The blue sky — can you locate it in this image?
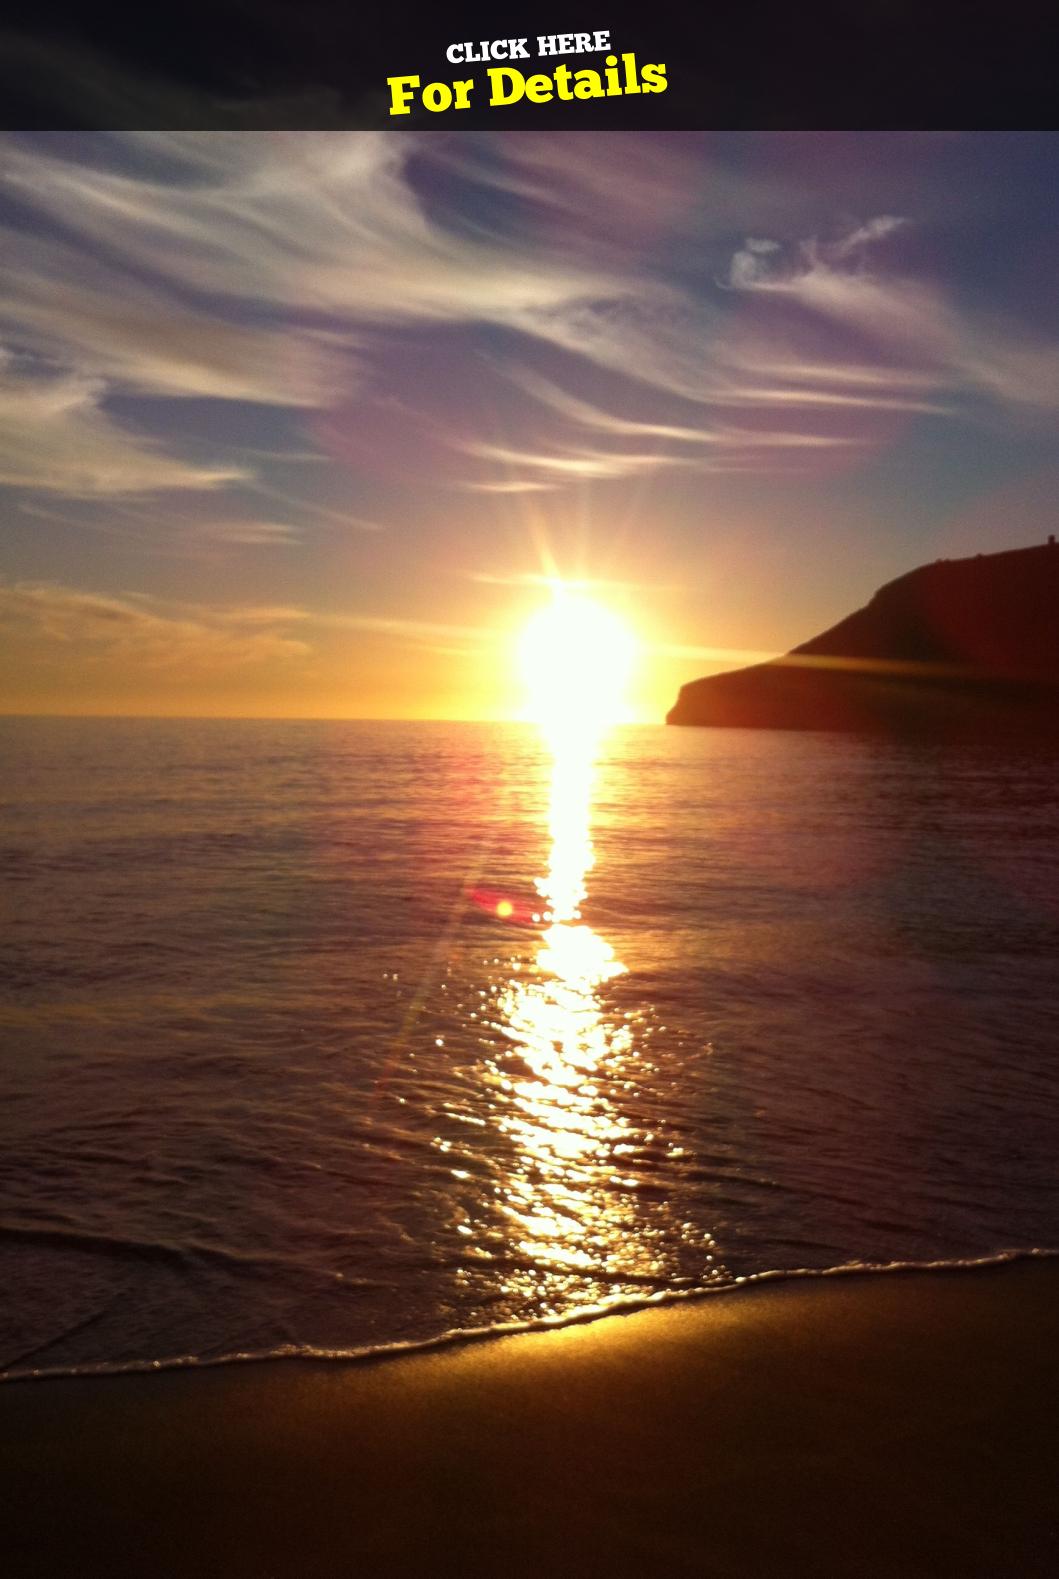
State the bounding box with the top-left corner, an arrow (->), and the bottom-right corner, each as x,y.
1,130 -> 1057,717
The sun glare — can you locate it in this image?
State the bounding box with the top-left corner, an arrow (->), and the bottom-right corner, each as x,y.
517,588 -> 637,739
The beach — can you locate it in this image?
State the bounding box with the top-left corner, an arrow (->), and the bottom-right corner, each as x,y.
3,1256 -> 1056,1577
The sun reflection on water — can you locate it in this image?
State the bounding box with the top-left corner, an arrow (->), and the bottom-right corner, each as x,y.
431,594 -> 725,1316
485,722 -> 673,1303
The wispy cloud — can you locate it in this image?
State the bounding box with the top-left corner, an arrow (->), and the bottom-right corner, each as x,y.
499,365 -> 872,472
724,215 -> 908,290
460,439 -> 696,482
0,355 -> 245,496
1,133 -> 1056,529
247,482 -> 385,534
0,230 -> 342,406
5,133 -> 895,504
722,216 -> 1059,414
1,133 -> 629,330
834,215 -> 909,255
0,580 -> 310,668
458,479 -> 559,494
191,520 -> 303,548
317,611 -> 493,644
503,366 -> 720,443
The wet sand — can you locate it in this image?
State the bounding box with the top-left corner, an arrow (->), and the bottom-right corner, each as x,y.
2,1258 -> 1057,1577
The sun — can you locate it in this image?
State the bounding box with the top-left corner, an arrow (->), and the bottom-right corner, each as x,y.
517,587 -> 637,738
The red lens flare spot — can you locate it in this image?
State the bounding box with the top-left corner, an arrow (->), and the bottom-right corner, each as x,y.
467,886 -> 536,925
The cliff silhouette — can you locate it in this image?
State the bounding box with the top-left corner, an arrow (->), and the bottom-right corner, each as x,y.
667,541 -> 1059,734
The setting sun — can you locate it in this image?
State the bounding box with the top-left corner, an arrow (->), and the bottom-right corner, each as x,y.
517,588 -> 638,737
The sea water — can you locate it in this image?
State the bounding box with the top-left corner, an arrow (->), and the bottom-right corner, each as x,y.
1,717 -> 1057,1379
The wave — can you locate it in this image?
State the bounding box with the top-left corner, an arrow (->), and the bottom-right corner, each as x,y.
0,1220 -> 387,1289
2,1245 -> 1055,1388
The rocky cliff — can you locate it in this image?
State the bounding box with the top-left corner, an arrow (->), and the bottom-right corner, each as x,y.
667,541 -> 1059,734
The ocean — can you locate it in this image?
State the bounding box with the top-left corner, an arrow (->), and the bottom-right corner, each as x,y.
1,717 -> 1057,1381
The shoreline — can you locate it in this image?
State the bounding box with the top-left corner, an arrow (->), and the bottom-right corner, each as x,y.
3,1257 -> 1057,1576
2,1245 -> 1054,1388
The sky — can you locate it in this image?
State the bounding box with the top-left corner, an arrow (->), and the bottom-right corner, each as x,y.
1,129 -> 1057,720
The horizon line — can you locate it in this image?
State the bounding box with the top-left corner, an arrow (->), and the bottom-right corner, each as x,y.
0,711 -> 667,726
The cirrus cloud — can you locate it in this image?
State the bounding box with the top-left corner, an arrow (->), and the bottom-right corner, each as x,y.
0,355 -> 246,496
0,580 -> 311,669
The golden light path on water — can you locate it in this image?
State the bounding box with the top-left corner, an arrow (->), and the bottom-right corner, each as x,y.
468,590 -> 724,1309
493,723 -> 638,1286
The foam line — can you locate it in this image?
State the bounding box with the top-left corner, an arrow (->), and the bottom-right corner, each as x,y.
2,1245 -> 1055,1387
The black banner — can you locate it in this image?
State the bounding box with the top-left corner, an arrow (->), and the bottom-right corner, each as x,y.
2,2 -> 1055,129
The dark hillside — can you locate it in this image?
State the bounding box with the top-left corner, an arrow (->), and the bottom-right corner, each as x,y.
667,542 -> 1059,734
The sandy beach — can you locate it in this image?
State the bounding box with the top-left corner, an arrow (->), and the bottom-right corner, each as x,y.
2,1257 -> 1056,1577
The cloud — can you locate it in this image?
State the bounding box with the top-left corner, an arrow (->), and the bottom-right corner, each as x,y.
725,215 -> 908,292
458,480 -> 559,494
1,133 -> 630,330
444,360 -> 873,491
0,581 -> 311,669
503,366 -> 872,462
247,483 -> 385,533
503,366 -> 721,443
191,520 -> 303,547
0,356 -> 246,496
460,439 -> 698,482
444,134 -> 808,254
710,348 -> 941,396
8,588 -> 497,653
728,246 -> 780,290
495,294 -> 942,433
0,132 -> 639,509
317,612 -> 493,644
0,230 -> 343,406
721,217 -> 1059,415
833,215 -> 908,255
2,135 -> 1055,524
457,426 -> 863,489
952,333 -> 1059,413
